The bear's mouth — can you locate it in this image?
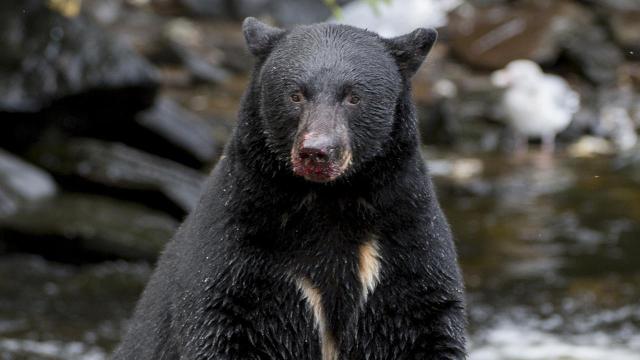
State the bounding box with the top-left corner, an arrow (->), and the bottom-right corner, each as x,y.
291,150 -> 352,183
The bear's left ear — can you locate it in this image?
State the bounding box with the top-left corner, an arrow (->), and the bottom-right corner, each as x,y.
384,28 -> 438,78
243,17 -> 286,58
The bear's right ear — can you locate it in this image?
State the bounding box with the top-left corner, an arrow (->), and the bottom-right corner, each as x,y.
384,28 -> 438,78
243,17 -> 286,58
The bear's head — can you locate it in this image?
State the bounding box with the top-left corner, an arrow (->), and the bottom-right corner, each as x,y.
243,18 -> 436,183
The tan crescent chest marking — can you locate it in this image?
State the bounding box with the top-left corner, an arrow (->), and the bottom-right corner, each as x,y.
295,278 -> 338,360
294,236 -> 382,360
358,238 -> 382,302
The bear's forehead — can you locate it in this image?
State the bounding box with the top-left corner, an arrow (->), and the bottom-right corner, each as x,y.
278,24 -> 391,61
288,24 -> 380,45
265,24 -> 397,80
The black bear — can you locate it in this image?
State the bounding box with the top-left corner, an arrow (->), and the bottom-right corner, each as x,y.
114,18 -> 466,360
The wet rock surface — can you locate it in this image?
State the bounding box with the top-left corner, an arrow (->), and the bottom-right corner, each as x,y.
448,1 -> 575,69
0,149 -> 57,217
563,24 -> 624,85
29,137 -> 206,215
136,96 -> 222,165
0,193 -> 178,261
606,9 -> 640,55
179,0 -> 232,18
179,0 -> 352,25
448,0 -> 628,87
0,0 -> 157,113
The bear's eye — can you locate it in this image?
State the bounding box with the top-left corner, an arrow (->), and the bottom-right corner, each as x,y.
290,92 -> 304,103
346,94 -> 360,105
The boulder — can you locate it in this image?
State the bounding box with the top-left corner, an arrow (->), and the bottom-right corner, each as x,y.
161,18 -> 231,84
179,0 -> 352,26
0,150 -> 57,217
28,137 -> 206,216
562,25 -> 624,85
179,0 -> 231,18
416,62 -> 505,152
448,1 -> 595,70
0,0 -> 157,113
448,0 -> 624,83
135,97 -> 222,165
0,0 -> 159,154
0,194 -> 177,261
603,6 -> 640,55
592,0 -> 640,12
448,1 -> 573,69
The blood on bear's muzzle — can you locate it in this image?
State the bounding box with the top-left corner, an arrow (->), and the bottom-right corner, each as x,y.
291,132 -> 351,183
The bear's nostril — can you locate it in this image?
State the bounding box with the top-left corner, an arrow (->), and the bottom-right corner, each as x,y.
299,147 -> 329,164
313,152 -> 329,163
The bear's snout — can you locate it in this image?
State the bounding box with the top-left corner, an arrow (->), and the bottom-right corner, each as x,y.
292,132 -> 350,183
299,134 -> 334,163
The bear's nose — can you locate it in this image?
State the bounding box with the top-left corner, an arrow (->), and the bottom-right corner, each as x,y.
299,146 -> 329,163
299,136 -> 335,164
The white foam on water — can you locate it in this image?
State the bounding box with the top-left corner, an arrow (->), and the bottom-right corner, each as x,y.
0,338 -> 106,360
470,322 -> 640,360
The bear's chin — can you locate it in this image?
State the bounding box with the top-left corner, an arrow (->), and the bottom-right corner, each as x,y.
300,173 -> 339,183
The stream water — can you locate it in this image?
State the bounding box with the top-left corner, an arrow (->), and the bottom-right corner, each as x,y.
1,152 -> 639,359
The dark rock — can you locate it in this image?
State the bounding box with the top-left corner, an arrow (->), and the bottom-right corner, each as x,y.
234,0 -> 337,26
161,19 -> 229,84
0,0 -> 158,113
179,0 -> 232,17
85,0 -> 168,58
607,11 -> 640,55
0,194 -> 177,261
29,138 -> 206,216
3,93 -> 222,168
589,0 -> 640,12
449,0 -> 624,84
136,97 -> 221,164
0,0 -> 159,156
179,0 -> 350,25
417,63 -> 505,152
448,1 -> 585,69
83,0 -> 126,25
150,17 -> 251,76
562,25 -> 624,85
0,150 -> 57,217
175,44 -> 230,84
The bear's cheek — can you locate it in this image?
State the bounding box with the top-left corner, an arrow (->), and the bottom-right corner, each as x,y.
348,113 -> 394,160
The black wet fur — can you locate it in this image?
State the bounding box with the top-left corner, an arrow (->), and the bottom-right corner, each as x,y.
114,18 -> 466,360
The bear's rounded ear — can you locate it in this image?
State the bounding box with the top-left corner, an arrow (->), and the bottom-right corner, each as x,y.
384,28 -> 438,78
243,17 -> 286,58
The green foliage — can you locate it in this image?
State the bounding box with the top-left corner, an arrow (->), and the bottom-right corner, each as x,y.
323,0 -> 393,18
364,0 -> 392,15
323,0 -> 343,18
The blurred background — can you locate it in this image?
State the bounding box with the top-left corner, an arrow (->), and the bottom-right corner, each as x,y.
0,0 -> 639,359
